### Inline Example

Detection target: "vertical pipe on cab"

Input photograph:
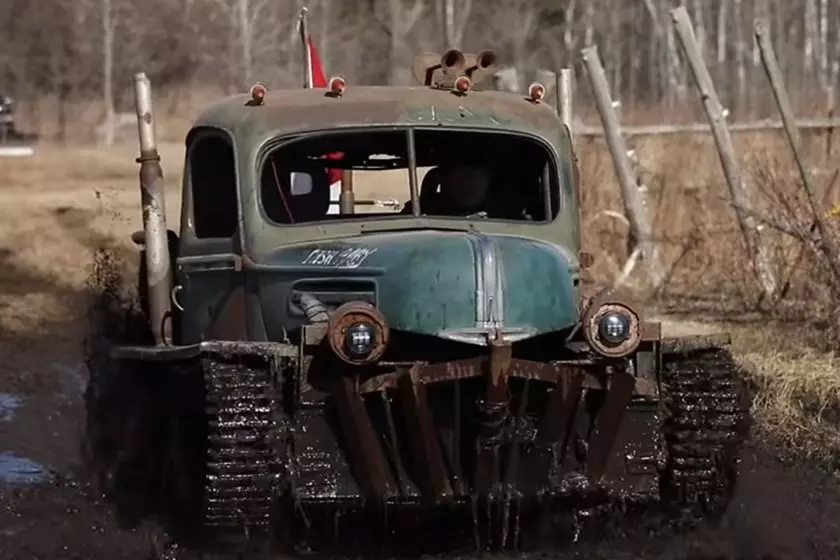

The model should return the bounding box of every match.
[407,128,420,217]
[340,170,355,214]
[133,72,173,346]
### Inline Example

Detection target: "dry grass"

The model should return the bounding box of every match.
[0,143,183,385]
[733,326,840,466]
[579,122,840,467]
[2,98,839,465]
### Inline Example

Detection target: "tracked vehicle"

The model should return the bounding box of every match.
[85,50,749,554]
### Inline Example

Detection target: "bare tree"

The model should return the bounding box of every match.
[101,0,116,146]
[436,0,472,49]
[5,0,840,136]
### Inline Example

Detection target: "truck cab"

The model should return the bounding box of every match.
[175,78,584,352]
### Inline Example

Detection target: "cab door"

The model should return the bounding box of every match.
[175,128,248,344]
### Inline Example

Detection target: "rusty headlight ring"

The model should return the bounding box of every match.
[582,300,642,359]
[327,301,390,366]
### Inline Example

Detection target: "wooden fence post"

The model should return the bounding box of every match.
[754,19,840,295]
[581,45,664,289]
[671,6,778,300]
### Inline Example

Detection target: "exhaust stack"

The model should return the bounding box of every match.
[133,72,173,346]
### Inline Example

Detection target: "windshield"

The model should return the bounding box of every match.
[258,129,560,225]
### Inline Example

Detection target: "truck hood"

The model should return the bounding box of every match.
[256,230,580,344]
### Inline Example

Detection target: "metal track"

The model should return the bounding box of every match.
[660,347,748,516]
[203,357,281,537]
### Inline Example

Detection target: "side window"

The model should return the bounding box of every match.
[190,134,238,238]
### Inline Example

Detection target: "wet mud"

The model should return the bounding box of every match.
[5,350,840,560]
[2,425,840,560]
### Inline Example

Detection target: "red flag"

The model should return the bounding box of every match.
[306,35,343,185]
[308,37,329,89]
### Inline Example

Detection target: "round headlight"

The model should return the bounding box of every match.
[344,322,375,358]
[327,301,390,365]
[581,297,642,358]
[598,312,630,345]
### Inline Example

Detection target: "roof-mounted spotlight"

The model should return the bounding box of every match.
[327,76,346,97]
[248,82,267,106]
[527,82,546,103]
[453,75,472,95]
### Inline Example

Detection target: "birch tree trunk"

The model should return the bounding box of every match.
[386,0,424,85]
[101,0,115,147]
[716,0,728,88]
[438,0,472,49]
[562,0,577,55]
[237,0,252,87]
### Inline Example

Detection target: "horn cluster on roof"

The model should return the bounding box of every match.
[411,49,499,92]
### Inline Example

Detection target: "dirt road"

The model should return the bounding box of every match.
[2,320,839,560]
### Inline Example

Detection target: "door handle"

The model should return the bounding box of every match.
[178,254,242,274]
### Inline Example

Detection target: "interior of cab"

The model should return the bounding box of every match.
[259,129,560,225]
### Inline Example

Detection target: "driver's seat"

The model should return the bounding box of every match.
[400,167,442,215]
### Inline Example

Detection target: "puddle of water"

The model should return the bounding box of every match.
[0,393,23,422]
[1,394,52,485]
[0,452,50,485]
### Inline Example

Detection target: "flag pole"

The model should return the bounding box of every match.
[298,7,313,89]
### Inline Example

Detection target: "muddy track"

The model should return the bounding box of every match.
[3,347,840,560]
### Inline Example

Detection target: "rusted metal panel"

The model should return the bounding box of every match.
[395,366,453,501]
[377,389,414,497]
[332,375,394,502]
[434,380,468,495]
[585,373,636,484]
[473,335,513,496]
[534,367,586,447]
[303,323,328,346]
[641,321,662,341]
[502,379,530,490]
[525,367,584,493]
[354,358,658,397]
[294,407,361,500]
[600,401,661,496]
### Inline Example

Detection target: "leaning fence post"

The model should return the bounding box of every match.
[671,6,778,299]
[581,45,663,288]
[754,19,840,295]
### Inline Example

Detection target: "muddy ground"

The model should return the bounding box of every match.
[2,318,840,560]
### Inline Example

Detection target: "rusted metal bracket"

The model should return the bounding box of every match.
[396,366,453,502]
[354,357,658,397]
[526,367,584,493]
[473,333,512,497]
[332,375,394,502]
[586,373,635,484]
